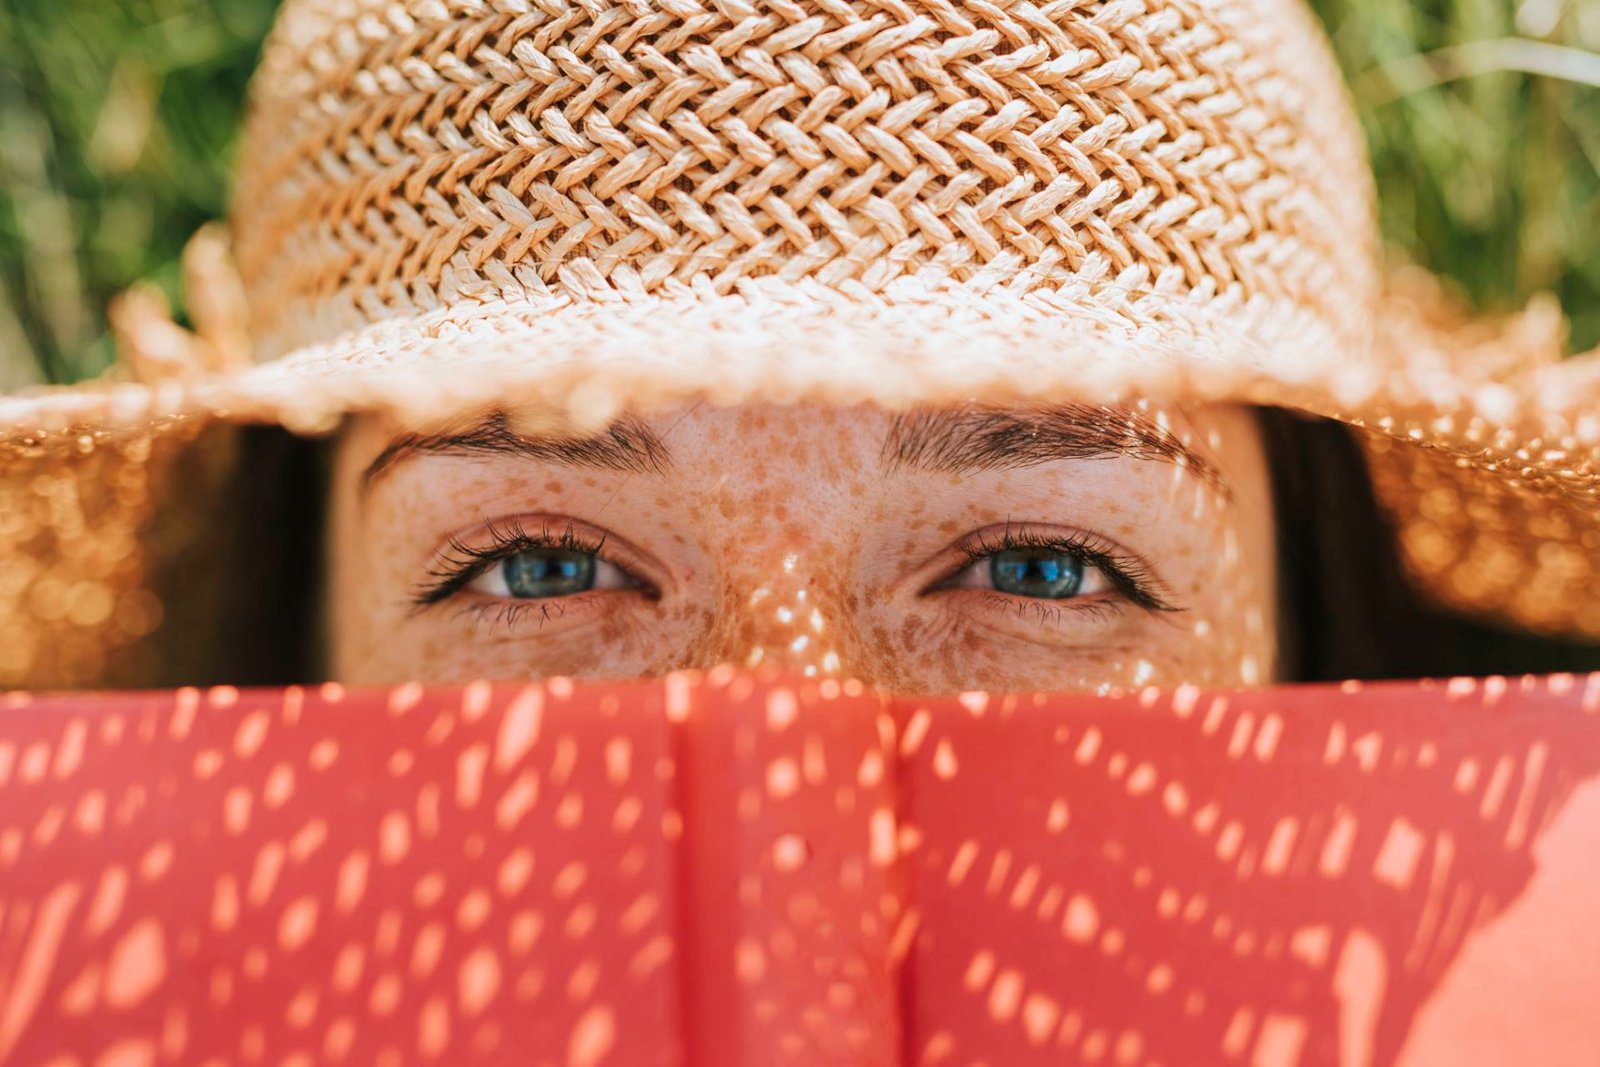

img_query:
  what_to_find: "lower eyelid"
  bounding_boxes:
[450,589,617,631]
[947,589,1137,636]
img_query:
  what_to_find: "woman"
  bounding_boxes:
[1,0,1595,691]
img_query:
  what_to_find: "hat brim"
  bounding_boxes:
[3,280,1419,435]
[3,272,1598,681]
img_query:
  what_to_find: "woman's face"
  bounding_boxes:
[327,402,1278,692]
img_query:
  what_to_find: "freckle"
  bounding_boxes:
[718,496,737,519]
[543,480,563,494]
[780,522,809,546]
[897,617,920,653]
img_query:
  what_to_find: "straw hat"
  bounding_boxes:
[2,0,1597,688]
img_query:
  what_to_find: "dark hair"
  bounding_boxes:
[154,424,328,687]
[1258,407,1599,680]
[198,411,1597,687]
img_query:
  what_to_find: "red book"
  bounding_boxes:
[3,674,1598,1065]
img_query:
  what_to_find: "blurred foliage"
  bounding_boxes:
[1,0,1598,387]
[0,0,273,387]
[1308,0,1600,351]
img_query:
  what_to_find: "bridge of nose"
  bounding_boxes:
[673,530,859,679]
[674,406,888,678]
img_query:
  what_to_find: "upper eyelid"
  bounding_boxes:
[413,517,664,609]
[935,523,1180,613]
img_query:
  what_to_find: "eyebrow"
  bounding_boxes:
[361,410,670,493]
[362,403,1224,495]
[881,404,1227,491]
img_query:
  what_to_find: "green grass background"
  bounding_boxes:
[2,0,1597,387]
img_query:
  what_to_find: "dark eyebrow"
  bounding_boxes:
[881,404,1227,492]
[361,410,670,493]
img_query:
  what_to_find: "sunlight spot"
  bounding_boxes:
[1373,817,1424,889]
[765,689,798,731]
[772,834,809,872]
[94,1040,156,1067]
[246,842,287,905]
[947,840,979,885]
[957,691,988,716]
[497,849,536,897]
[459,947,501,1015]
[1022,993,1060,1046]
[379,812,411,864]
[899,710,931,757]
[86,867,130,936]
[335,851,370,914]
[766,757,799,798]
[987,969,1024,1023]
[278,897,319,953]
[962,950,996,992]
[106,920,165,1008]
[496,771,540,830]
[567,1006,615,1067]
[232,711,269,760]
[736,938,766,984]
[495,687,544,771]
[462,680,493,721]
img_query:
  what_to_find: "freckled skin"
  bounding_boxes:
[327,403,1278,692]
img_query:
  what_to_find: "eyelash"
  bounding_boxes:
[410,518,648,612]
[941,525,1179,614]
[412,521,1177,628]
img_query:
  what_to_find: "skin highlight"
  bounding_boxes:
[327,402,1278,693]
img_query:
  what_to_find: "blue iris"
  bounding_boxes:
[990,548,1085,599]
[501,550,595,598]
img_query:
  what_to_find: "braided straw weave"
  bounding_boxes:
[2,0,1600,687]
[234,0,1377,363]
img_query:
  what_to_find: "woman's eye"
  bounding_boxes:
[467,549,633,600]
[947,547,1114,600]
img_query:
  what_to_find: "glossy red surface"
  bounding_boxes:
[3,673,1598,1065]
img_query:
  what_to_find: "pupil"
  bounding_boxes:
[990,549,1085,599]
[501,550,596,598]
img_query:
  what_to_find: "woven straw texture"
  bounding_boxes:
[232,0,1378,362]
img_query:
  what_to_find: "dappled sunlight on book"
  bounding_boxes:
[3,673,1599,1065]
